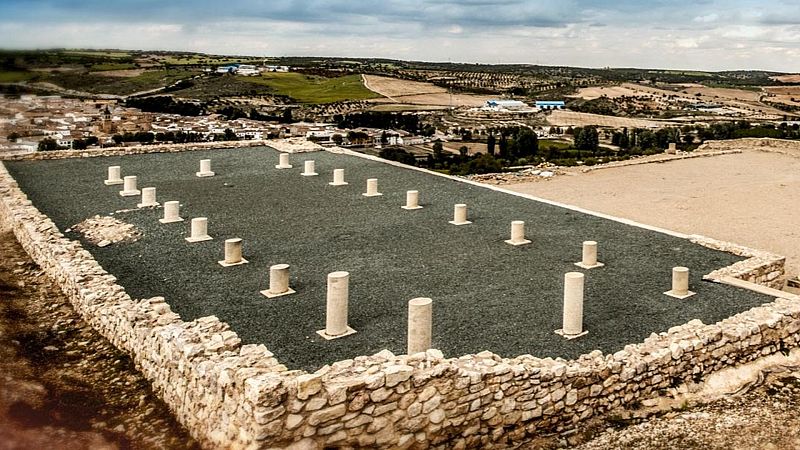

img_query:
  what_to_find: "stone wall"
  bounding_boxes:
[691,235,786,289]
[698,138,800,157]
[0,137,323,161]
[2,159,799,449]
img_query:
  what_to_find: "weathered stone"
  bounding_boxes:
[385,365,414,387]
[348,391,369,411]
[295,374,323,400]
[422,396,441,414]
[305,396,327,411]
[345,414,373,429]
[286,414,304,430]
[374,402,398,416]
[308,404,346,426]
[370,387,392,403]
[429,408,446,424]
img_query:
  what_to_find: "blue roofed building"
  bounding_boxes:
[535,100,566,110]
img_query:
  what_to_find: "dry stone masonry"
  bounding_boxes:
[0,143,796,449]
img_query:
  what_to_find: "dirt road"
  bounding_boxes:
[506,150,800,277]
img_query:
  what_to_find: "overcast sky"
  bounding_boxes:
[1,0,799,72]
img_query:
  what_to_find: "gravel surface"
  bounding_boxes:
[6,147,772,371]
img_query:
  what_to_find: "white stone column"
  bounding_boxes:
[218,238,248,266]
[362,178,382,197]
[302,160,318,176]
[137,187,159,208]
[407,297,432,355]
[159,201,184,224]
[575,241,604,269]
[402,190,422,210]
[665,266,695,298]
[119,176,140,196]
[556,272,587,339]
[261,264,295,298]
[505,220,531,246]
[449,204,472,225]
[196,159,215,177]
[317,271,356,339]
[185,217,212,242]
[275,153,292,169]
[104,166,123,185]
[329,169,348,186]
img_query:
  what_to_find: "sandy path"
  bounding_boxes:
[505,151,800,276]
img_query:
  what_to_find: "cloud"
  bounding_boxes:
[0,0,796,71]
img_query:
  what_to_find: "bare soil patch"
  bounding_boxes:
[0,227,198,449]
[362,74,492,107]
[505,150,800,276]
[546,110,673,128]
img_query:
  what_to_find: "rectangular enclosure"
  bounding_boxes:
[5,147,772,371]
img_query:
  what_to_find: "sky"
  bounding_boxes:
[0,0,799,72]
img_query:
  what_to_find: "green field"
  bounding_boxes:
[90,63,138,72]
[538,139,572,150]
[0,70,38,83]
[63,50,132,59]
[243,72,381,103]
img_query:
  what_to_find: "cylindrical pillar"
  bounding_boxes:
[269,264,291,295]
[164,201,179,220]
[105,166,123,185]
[404,190,420,209]
[582,241,598,266]
[123,176,137,191]
[562,272,585,336]
[325,271,350,336]
[191,217,208,238]
[224,238,243,265]
[330,169,347,186]
[302,160,317,176]
[407,297,433,355]
[450,204,470,225]
[511,221,525,242]
[363,178,381,196]
[276,153,292,169]
[672,267,690,296]
[197,159,214,177]
[138,187,157,207]
[120,175,140,196]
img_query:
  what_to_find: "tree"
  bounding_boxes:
[38,138,61,151]
[7,132,19,142]
[513,129,538,158]
[223,128,238,141]
[459,146,468,157]
[574,126,599,152]
[332,133,343,145]
[486,134,496,155]
[432,141,444,161]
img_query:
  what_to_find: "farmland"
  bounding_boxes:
[243,72,381,104]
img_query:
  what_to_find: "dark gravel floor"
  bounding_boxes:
[5,147,772,372]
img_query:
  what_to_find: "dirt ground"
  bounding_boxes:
[362,74,491,107]
[546,110,674,128]
[0,226,198,450]
[505,150,800,277]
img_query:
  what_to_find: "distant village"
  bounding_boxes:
[0,92,570,157]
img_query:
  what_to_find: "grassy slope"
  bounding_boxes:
[243,72,381,103]
[43,69,200,95]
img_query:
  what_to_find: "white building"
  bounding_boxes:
[237,65,260,76]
